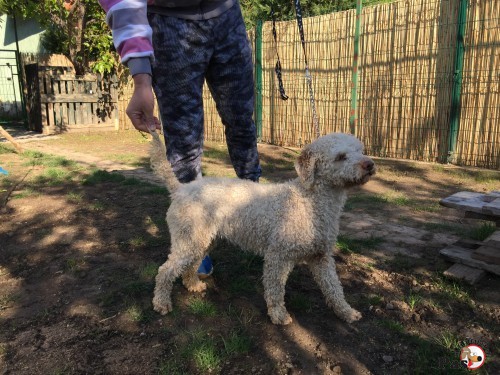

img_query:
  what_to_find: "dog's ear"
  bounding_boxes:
[295,148,317,189]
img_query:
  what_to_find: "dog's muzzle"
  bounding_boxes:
[359,159,376,183]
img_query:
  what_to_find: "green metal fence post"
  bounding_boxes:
[448,0,468,163]
[255,20,263,141]
[349,0,363,135]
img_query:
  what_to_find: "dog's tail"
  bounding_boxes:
[149,130,181,193]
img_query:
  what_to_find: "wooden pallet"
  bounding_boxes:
[440,191,500,226]
[440,234,500,280]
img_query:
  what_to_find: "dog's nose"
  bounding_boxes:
[362,160,374,171]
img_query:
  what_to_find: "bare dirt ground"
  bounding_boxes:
[1,128,499,374]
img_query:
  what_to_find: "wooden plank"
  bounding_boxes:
[486,231,500,242]
[61,123,116,133]
[47,77,55,133]
[82,102,89,125]
[440,242,500,276]
[39,73,49,133]
[472,240,500,265]
[60,80,69,128]
[443,263,485,285]
[53,76,95,82]
[40,93,116,104]
[440,191,500,222]
[472,246,500,264]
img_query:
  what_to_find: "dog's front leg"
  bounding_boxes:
[263,258,295,325]
[153,251,196,315]
[307,253,362,323]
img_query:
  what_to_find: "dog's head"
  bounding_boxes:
[295,133,375,190]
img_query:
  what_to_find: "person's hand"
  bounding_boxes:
[126,73,161,133]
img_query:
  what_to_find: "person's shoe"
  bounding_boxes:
[197,256,213,279]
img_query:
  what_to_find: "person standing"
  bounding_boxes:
[98,0,262,274]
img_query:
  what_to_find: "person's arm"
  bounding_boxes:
[99,0,160,131]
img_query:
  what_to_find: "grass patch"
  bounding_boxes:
[425,221,496,241]
[0,144,14,154]
[443,167,500,184]
[382,191,413,206]
[65,258,86,273]
[82,170,126,185]
[125,304,145,322]
[0,293,19,310]
[376,318,405,333]
[183,329,222,374]
[158,359,187,375]
[362,294,384,308]
[66,191,83,202]
[432,275,471,304]
[139,185,168,195]
[422,221,464,236]
[22,150,76,168]
[0,343,7,358]
[129,236,146,248]
[406,333,468,373]
[406,293,423,311]
[336,234,383,254]
[187,298,217,317]
[259,151,297,172]
[384,253,428,273]
[435,331,466,351]
[202,147,231,162]
[344,193,388,211]
[226,304,256,327]
[346,191,440,212]
[82,169,148,189]
[412,202,441,213]
[467,222,496,241]
[139,262,158,280]
[12,187,40,199]
[89,200,106,211]
[107,153,147,167]
[222,330,252,356]
[34,167,75,185]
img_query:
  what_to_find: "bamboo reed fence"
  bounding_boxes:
[118,0,499,169]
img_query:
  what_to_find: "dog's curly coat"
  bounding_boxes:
[150,131,375,325]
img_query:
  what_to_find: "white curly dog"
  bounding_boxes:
[149,131,375,325]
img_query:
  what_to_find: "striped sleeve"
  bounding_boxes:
[98,0,154,65]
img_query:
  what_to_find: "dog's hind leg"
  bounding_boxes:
[307,253,362,323]
[263,258,295,325]
[182,259,208,292]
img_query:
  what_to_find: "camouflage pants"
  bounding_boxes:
[149,4,261,183]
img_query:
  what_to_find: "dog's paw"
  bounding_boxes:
[185,280,207,293]
[269,307,293,325]
[152,296,173,315]
[344,308,362,323]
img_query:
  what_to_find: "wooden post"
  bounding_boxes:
[0,126,23,153]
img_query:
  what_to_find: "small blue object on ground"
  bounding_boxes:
[197,255,213,278]
[0,167,8,175]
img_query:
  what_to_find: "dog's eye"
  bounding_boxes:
[335,153,347,161]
